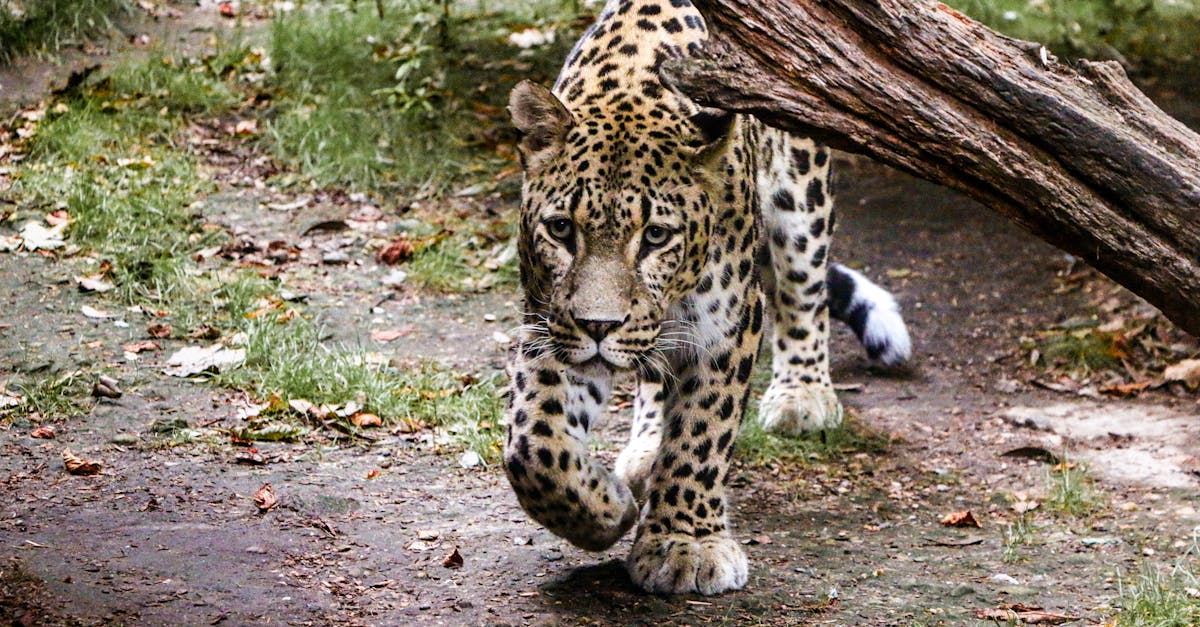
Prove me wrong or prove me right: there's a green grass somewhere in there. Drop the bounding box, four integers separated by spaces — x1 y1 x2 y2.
1045 463 1102 517
1117 562 1200 626
207 273 505 458
1002 512 1037 563
14 54 239 306
0 0 128 62
263 0 581 191
3 46 507 458
0 371 91 422
947 0 1200 66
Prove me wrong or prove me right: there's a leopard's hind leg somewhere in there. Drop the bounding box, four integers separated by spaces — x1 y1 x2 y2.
756 132 843 433
756 132 911 434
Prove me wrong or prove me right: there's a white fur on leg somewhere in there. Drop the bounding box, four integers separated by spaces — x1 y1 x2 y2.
628 533 749 595
758 382 843 434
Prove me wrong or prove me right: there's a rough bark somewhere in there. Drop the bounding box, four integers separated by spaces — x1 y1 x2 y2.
661 0 1200 335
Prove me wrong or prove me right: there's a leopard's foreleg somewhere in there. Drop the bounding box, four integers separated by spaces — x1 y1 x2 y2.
627 292 765 595
503 348 638 552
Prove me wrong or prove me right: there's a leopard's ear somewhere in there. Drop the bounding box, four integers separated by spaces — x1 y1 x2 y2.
689 107 736 166
509 81 574 172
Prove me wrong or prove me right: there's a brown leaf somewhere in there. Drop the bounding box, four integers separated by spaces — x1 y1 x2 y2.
233 119 258 136
147 322 173 339
972 606 1075 624
253 483 278 512
351 413 382 428
44 210 71 226
187 323 221 341
940 510 982 528
62 449 102 475
75 274 114 292
366 468 380 479
1099 379 1154 397
441 546 464 569
370 327 415 342
31 426 55 439
377 236 417 265
122 340 162 354
91 376 123 399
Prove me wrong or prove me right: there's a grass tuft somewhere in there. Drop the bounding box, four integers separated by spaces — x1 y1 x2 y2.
1117 561 1200 626
0 0 128 62
263 0 581 191
1045 463 1101 517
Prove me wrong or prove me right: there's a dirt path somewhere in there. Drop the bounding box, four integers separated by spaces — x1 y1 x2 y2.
3 12 1200 627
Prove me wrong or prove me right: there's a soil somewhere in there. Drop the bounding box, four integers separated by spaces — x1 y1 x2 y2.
2 8 1199 627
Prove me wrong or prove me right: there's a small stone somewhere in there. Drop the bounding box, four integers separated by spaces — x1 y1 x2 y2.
990 573 1020 585
110 433 139 446
381 270 408 287
322 251 350 265
483 314 497 322
459 450 482 469
245 545 268 554
416 530 440 541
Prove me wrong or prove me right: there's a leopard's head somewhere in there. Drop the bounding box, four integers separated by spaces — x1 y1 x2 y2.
508 81 734 372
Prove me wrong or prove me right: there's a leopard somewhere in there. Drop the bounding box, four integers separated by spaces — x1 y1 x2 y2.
502 0 912 595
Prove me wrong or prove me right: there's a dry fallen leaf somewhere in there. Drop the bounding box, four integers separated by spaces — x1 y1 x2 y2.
350 412 383 428
187 323 221 340
370 327 415 342
1012 499 1040 515
253 483 278 512
377 236 417 265
1164 359 1200 388
62 449 102 475
1098 379 1154 397
75 274 114 292
147 322 173 338
163 344 246 377
44 210 71 226
122 340 161 354
31 426 55 439
91 375 123 399
81 305 112 319
442 546 464 569
940 510 982 528
366 468 381 479
972 605 1075 624
233 118 258 136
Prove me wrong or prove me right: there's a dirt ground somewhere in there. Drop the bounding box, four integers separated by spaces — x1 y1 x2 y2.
2 9 1199 627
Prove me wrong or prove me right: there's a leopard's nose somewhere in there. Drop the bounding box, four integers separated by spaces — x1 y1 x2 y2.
574 316 625 342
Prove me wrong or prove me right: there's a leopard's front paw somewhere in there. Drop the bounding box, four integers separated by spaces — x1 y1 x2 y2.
758 382 843 434
627 532 748 595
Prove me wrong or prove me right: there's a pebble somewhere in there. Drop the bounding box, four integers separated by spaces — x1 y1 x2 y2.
322 251 350 265
381 270 408 287
459 450 482 469
111 433 139 445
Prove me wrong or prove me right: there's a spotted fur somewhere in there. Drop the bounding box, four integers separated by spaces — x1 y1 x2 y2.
503 0 911 595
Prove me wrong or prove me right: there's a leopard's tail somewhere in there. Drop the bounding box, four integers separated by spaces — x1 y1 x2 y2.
827 263 912 367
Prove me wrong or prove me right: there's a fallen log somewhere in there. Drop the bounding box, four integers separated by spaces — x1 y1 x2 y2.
661 0 1200 335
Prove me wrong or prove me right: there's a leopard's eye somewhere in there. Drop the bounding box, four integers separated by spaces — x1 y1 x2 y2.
642 225 672 248
545 218 574 243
